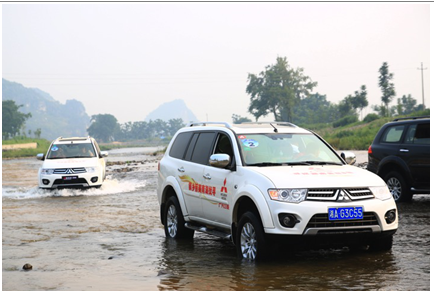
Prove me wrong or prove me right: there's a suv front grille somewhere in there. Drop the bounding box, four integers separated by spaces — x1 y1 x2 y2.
307 188 374 201
307 212 379 228
53 168 87 174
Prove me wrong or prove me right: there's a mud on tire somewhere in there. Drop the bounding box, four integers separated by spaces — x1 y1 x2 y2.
164 196 194 239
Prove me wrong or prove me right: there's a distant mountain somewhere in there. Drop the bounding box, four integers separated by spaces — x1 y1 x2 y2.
2 79 90 141
145 99 198 124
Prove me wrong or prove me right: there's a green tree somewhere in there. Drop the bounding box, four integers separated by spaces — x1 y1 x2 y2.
167 118 185 136
2 100 32 139
378 62 395 116
292 93 338 124
232 114 252 124
246 57 317 122
338 95 357 119
352 85 369 120
87 114 120 142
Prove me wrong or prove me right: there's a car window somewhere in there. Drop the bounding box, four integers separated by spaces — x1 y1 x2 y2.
47 143 96 159
405 123 430 145
381 125 405 143
190 132 216 165
213 133 234 158
169 132 193 159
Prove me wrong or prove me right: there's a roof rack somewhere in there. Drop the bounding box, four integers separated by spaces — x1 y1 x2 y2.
241 121 298 128
393 116 430 122
188 122 232 129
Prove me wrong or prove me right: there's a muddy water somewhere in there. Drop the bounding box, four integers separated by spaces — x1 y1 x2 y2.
2 149 430 290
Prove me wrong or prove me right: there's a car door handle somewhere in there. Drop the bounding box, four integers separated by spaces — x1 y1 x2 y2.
178 167 185 173
203 173 211 180
400 149 409 153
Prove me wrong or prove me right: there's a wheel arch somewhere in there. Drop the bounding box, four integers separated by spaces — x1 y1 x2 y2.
377 156 412 182
231 187 274 243
160 176 188 225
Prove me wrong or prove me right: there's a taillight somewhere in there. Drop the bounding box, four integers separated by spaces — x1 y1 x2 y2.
368 145 372 154
158 161 160 171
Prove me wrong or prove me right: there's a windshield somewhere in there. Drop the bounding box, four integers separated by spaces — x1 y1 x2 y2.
47 143 96 159
237 133 342 166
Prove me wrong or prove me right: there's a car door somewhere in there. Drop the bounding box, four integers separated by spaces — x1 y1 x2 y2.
400 122 430 188
200 133 236 226
178 131 217 219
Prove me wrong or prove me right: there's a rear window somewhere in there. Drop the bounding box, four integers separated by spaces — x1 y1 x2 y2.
381 125 405 143
169 132 193 159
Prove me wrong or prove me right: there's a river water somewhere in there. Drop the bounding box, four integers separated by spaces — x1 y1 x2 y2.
2 149 430 290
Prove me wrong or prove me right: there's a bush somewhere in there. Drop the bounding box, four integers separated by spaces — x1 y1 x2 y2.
363 113 380 123
332 116 358 128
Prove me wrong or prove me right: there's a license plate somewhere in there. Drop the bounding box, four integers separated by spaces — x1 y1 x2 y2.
62 176 78 181
328 207 363 221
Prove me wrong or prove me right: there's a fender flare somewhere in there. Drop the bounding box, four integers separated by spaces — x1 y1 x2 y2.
378 155 412 181
232 184 274 229
161 176 190 221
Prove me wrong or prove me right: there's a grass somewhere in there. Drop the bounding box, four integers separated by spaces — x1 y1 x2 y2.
2 138 51 159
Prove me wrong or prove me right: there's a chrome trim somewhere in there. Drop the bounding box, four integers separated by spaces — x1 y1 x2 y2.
303 225 382 235
53 168 86 174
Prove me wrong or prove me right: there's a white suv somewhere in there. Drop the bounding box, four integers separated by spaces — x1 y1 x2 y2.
37 137 108 189
157 122 398 260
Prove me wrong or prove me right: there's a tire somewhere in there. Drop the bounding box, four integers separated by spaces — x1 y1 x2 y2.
383 171 412 202
369 235 393 252
236 211 267 260
164 196 194 239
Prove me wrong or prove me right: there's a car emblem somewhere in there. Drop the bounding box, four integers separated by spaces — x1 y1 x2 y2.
65 168 73 174
336 189 351 201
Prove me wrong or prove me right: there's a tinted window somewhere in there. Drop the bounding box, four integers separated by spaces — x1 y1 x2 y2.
184 133 199 161
214 134 234 158
169 132 193 159
191 132 216 165
405 123 430 145
381 125 405 143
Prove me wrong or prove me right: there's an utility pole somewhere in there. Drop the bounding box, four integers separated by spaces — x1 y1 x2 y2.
417 62 427 109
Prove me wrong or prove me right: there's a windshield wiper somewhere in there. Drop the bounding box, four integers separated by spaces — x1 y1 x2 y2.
247 162 285 167
248 162 313 167
301 161 342 165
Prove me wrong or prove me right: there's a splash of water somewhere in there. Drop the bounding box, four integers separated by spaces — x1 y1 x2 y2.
2 176 147 200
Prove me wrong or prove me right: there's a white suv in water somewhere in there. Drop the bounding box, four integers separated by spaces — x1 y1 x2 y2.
157 122 398 260
37 137 108 189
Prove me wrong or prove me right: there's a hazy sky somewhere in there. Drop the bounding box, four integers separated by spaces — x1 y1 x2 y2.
2 3 431 124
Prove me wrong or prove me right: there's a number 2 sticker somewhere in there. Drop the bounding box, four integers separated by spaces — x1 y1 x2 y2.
242 139 259 148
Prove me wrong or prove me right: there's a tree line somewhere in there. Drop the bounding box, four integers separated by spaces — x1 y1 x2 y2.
239 57 425 127
3 57 426 142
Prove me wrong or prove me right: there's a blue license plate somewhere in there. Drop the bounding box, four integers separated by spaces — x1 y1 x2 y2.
328 207 363 221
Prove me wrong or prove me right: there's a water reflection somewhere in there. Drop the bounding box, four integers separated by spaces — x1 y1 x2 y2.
157 233 401 290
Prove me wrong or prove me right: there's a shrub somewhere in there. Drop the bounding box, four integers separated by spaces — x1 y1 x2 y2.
332 116 358 128
363 113 380 123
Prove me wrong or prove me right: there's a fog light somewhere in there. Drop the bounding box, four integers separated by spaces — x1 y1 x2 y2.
278 213 300 228
91 177 98 183
42 179 50 185
385 209 396 224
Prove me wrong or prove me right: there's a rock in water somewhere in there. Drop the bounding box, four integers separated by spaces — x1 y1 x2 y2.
22 263 32 271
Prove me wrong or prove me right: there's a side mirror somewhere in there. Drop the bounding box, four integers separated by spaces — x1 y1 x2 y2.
209 154 231 168
36 153 45 160
101 151 109 158
341 151 356 165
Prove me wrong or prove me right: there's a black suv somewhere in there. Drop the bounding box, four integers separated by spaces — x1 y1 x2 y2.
367 116 430 202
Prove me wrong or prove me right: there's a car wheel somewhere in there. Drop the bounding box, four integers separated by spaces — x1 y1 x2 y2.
164 196 194 239
236 211 267 260
369 235 393 252
384 171 412 202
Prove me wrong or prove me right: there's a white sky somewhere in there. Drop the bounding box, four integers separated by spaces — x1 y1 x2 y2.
2 3 431 124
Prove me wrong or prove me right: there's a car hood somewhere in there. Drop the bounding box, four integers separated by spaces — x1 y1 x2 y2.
251 165 385 188
42 158 100 169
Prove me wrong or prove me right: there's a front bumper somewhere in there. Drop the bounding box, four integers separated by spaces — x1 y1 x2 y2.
263 198 398 236
38 172 103 189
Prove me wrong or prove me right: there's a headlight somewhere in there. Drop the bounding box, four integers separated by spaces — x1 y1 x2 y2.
268 189 307 203
41 169 54 175
370 186 392 201
85 167 96 173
